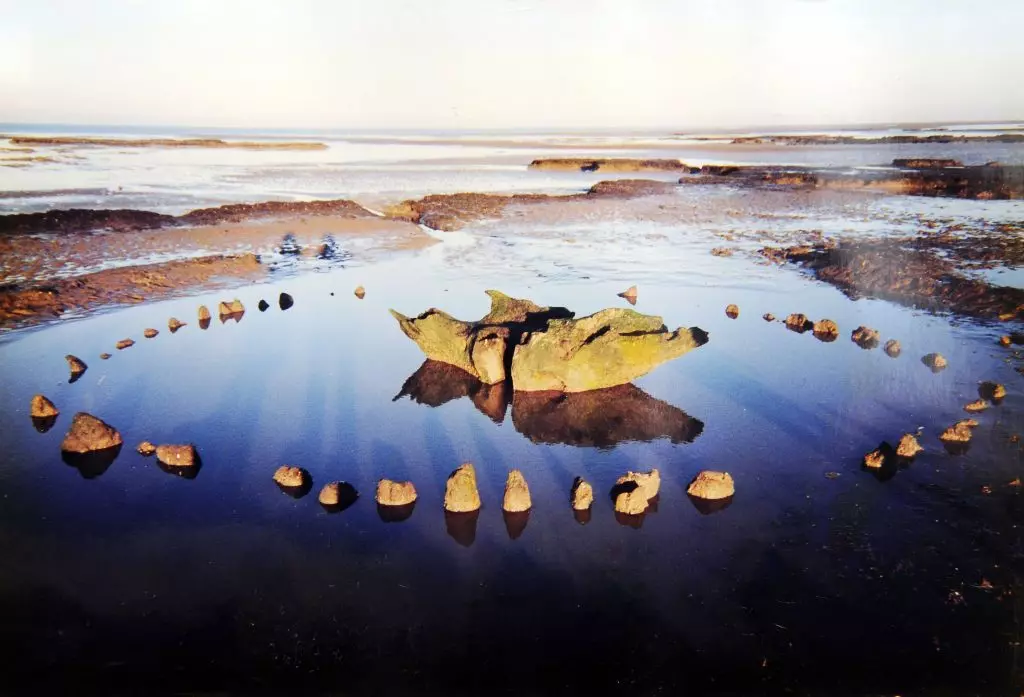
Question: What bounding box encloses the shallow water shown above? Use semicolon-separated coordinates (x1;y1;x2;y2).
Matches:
2;193;1024;694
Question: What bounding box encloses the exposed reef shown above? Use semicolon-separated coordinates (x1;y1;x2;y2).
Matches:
680;163;1023;200
529;158;688;172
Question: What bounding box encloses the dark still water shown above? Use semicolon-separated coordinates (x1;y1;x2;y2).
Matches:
2;226;1024;695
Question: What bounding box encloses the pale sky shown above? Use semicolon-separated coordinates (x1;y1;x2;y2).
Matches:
1;0;1022;130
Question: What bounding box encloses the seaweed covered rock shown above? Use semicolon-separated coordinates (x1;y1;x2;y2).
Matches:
392;290;708;393
813;319;839;340
511;309;707;392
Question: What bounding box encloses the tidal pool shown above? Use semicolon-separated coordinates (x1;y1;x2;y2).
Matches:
1;197;1023;695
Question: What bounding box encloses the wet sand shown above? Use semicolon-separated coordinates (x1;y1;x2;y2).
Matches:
6;135;328;150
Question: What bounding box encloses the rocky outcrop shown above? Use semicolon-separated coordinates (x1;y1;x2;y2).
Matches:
760;239;1024;320
763;313;775;322
529;158;688;172
198;305;211;322
851;326;880;349
444;463;481;513
144;328;158;338
503;470;532;512
30;394;58;418
279;292;294;310
258;299;269;311
319;481;358;510
921;353;947;372
571;477;593;510
65;354;87;381
964;399;989;413
273;465;310;489
155;444;198;469
511;308;708;392
884;339;901;357
612;469;660;515
812;319;839;340
61;412;122;453
137;441;156;456
354;286;366;299
218;299;244;316
979;381;1007;401
168;317;186;332
940;419;978;443
376;479;418;506
896;433;923;458
686;470;735;500
863;446;889;469
725;304;739;318
785;313;812;332
892;158;963;169
618;285;638;305
100;353;111;360
116;338;134;350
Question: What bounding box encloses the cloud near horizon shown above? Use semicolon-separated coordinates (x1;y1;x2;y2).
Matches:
1;0;1022;130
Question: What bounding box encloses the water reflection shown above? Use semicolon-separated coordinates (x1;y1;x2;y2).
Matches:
445;509;480;547
377;501;416;523
155;454;203;480
60;445;122;479
395;360;703;448
31;415;57;434
688;494;734;515
503;510;530;540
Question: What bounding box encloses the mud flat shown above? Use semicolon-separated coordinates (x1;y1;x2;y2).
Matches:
5;135;328;150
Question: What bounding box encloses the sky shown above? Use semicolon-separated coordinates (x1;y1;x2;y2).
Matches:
1;0;1022;131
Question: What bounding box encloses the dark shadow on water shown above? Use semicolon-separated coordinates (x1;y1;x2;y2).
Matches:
219;311;244;324
503;509;530;540
394;360;509;424
61;444;122;479
688;493;734;515
276;479;313;499
199;317;211;330
614;511;646;529
943;440;972;456
320;482;359;513
572;507;592;525
445;509;480;547
155;452;203;480
377;501;416;523
31;415;57;433
395;361;703;447
68;371;85;385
